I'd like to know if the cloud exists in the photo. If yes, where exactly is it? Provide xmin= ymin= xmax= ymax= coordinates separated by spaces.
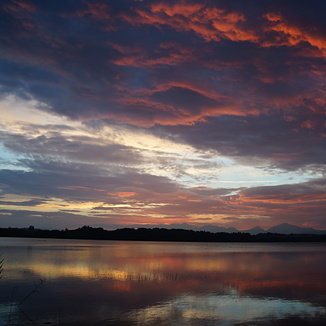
xmin=1 ymin=0 xmax=325 ymax=129
xmin=0 ymin=0 xmax=325 ymax=230
xmin=1 ymin=153 xmax=325 ymax=229
xmin=162 ymin=110 xmax=326 ymax=171
xmin=122 ymin=1 xmax=258 ymax=43
xmin=262 ymin=11 xmax=326 ymax=57
xmin=0 ymin=131 xmax=144 ymax=166
xmin=0 ymin=198 xmax=46 ymax=207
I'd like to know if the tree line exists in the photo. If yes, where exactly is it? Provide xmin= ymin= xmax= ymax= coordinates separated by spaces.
xmin=1 ymin=226 xmax=326 ymax=242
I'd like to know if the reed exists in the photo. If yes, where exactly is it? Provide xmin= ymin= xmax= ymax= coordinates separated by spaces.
xmin=0 ymin=254 xmax=3 ymax=279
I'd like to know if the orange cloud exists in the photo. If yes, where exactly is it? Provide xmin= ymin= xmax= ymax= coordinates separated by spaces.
xmin=301 ymin=120 xmax=314 ymax=129
xmin=263 ymin=12 xmax=326 ymax=56
xmin=86 ymin=2 xmax=111 ymax=20
xmin=149 ymin=81 xmax=228 ymax=103
xmin=122 ymin=4 xmax=325 ymax=57
xmin=105 ymin=98 xmax=202 ymax=127
xmin=122 ymin=2 xmax=257 ymax=43
xmin=150 ymin=2 xmax=203 ymax=17
xmin=76 ymin=2 xmax=111 ymax=20
xmin=110 ymin=42 xmax=193 ymax=67
xmin=110 ymin=81 xmax=259 ymax=127
xmin=109 ymin=192 xmax=137 ymax=198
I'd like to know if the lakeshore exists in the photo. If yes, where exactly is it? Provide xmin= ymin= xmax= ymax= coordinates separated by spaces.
xmin=1 ymin=226 xmax=326 ymax=242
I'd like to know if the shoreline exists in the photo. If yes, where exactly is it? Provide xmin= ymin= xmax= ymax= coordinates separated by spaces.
xmin=1 ymin=226 xmax=326 ymax=243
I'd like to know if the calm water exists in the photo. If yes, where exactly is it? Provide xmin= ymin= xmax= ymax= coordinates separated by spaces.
xmin=0 ymin=238 xmax=325 ymax=326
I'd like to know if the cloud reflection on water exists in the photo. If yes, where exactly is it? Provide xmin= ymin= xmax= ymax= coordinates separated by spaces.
xmin=0 ymin=239 xmax=325 ymax=325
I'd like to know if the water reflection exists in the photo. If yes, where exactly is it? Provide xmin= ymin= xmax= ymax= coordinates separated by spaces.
xmin=0 ymin=238 xmax=325 ymax=325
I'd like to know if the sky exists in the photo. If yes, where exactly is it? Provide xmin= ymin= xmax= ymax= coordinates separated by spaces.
xmin=0 ymin=0 xmax=325 ymax=230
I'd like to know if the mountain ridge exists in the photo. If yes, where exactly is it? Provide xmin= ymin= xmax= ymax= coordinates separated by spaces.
xmin=107 ymin=222 xmax=326 ymax=235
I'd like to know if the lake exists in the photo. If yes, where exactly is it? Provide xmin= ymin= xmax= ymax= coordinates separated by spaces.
xmin=0 ymin=238 xmax=325 ymax=325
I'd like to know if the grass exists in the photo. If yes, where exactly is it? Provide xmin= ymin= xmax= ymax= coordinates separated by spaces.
xmin=0 ymin=256 xmax=48 ymax=325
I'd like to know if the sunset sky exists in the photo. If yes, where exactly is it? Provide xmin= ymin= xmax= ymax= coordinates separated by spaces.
xmin=0 ymin=0 xmax=325 ymax=230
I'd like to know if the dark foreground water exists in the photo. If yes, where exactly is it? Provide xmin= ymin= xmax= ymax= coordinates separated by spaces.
xmin=0 ymin=238 xmax=325 ymax=326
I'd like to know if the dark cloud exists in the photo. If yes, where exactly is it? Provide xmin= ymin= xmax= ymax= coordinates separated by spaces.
xmin=0 ymin=199 xmax=45 ymax=206
xmin=241 ymin=178 xmax=326 ymax=201
xmin=0 ymin=131 xmax=144 ymax=166
xmin=1 ymin=0 xmax=324 ymax=128
xmin=0 ymin=156 xmax=179 ymax=200
xmin=1 ymin=159 xmax=325 ymax=229
xmin=0 ymin=0 xmax=325 ymax=229
xmin=0 ymin=209 xmax=111 ymax=229
xmin=159 ymin=110 xmax=326 ymax=171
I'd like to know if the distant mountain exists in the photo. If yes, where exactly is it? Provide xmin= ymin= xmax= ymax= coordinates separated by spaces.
xmin=100 ymin=222 xmax=325 ymax=235
xmin=139 ymin=223 xmax=195 ymax=230
xmin=225 ymin=227 xmax=238 ymax=233
xmin=166 ymin=223 xmax=196 ymax=230
xmin=197 ymin=225 xmax=238 ymax=233
xmin=267 ymin=223 xmax=326 ymax=235
xmin=244 ymin=226 xmax=265 ymax=235
xmin=179 ymin=223 xmax=325 ymax=235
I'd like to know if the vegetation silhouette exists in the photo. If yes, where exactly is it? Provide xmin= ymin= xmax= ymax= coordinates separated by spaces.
xmin=1 ymin=226 xmax=326 ymax=242
xmin=0 ymin=255 xmax=3 ymax=279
